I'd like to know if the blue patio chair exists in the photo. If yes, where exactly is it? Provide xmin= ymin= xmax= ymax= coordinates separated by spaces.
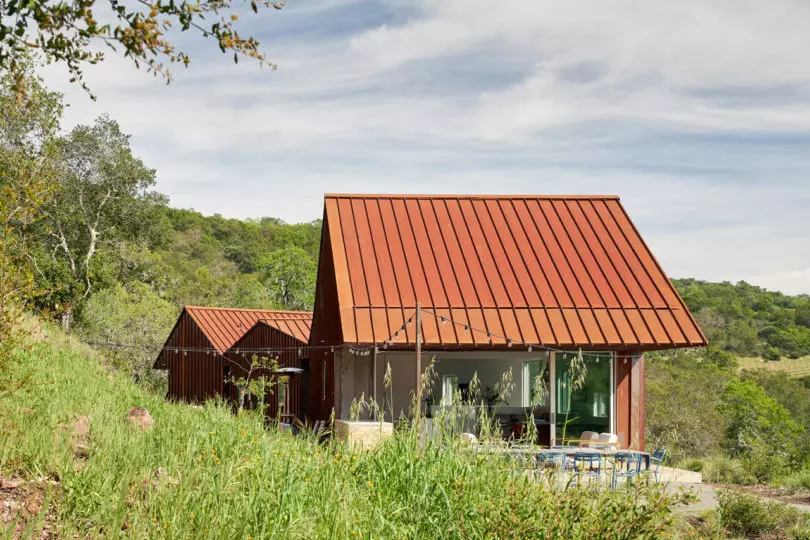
xmin=649 ymin=448 xmax=667 ymax=482
xmin=611 ymin=452 xmax=644 ymax=489
xmin=537 ymin=452 xmax=564 ymax=476
xmin=572 ymin=452 xmax=602 ymax=486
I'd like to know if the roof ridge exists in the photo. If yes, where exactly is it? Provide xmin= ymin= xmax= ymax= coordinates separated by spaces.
xmin=185 ymin=305 xmax=312 ymax=315
xmin=324 ymin=194 xmax=620 ymax=200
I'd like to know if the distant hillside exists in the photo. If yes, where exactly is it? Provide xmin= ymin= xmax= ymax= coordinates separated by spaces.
xmin=673 ymin=278 xmax=810 ymax=359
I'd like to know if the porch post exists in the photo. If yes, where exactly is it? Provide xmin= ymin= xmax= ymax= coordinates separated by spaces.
xmin=549 ymin=352 xmax=556 ymax=447
xmin=372 ymin=345 xmax=378 ymax=420
xmin=415 ymin=302 xmax=422 ymax=432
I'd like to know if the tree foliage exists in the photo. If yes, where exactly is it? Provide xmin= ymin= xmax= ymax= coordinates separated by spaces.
xmin=0 ymin=0 xmax=284 ymax=96
xmin=0 ymin=58 xmax=59 ymax=395
xmin=38 ymin=115 xmax=165 ymax=329
xmin=674 ymin=278 xmax=810 ymax=358
xmin=76 ymin=282 xmax=177 ymax=392
xmin=719 ymin=379 xmax=802 ymax=459
xmin=258 ymin=246 xmax=316 ymax=311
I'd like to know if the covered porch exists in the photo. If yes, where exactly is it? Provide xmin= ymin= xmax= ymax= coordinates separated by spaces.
xmin=333 ymin=347 xmax=645 ymax=450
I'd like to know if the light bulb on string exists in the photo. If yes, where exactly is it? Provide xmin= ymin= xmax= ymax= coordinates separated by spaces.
xmin=527 ymin=345 xmax=533 ymax=352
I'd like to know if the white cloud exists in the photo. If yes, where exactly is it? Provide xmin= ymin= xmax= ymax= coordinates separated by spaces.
xmin=39 ymin=0 xmax=810 ymax=294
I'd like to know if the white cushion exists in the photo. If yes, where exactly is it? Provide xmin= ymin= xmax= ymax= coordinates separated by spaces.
xmin=579 ymin=431 xmax=599 ymax=447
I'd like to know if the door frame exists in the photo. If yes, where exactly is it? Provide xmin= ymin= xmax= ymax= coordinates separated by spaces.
xmin=549 ymin=351 xmax=615 ymax=446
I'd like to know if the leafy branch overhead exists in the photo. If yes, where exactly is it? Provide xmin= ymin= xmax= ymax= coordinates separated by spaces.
xmin=0 ymin=0 xmax=285 ymax=95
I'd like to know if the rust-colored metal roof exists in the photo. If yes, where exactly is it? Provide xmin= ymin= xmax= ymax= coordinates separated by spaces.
xmin=323 ymin=194 xmax=706 ymax=350
xmin=259 ymin=316 xmax=313 ymax=344
xmin=185 ymin=306 xmax=312 ymax=353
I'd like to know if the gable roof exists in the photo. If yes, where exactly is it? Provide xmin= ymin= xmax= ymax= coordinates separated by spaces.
xmin=321 ymin=194 xmax=706 ymax=350
xmin=183 ymin=306 xmax=312 ymax=353
xmin=259 ymin=316 xmax=313 ymax=344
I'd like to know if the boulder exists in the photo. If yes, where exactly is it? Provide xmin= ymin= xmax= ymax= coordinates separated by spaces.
xmin=73 ymin=416 xmax=90 ymax=437
xmin=127 ymin=407 xmax=154 ymax=430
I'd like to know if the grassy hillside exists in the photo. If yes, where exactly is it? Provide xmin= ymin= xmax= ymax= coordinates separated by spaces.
xmin=0 ymin=325 xmax=690 ymax=538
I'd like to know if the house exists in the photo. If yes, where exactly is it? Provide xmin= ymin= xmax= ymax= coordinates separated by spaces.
xmin=154 ymin=306 xmax=312 ymax=404
xmin=307 ymin=194 xmax=706 ymax=449
xmin=222 ymin=316 xmax=313 ymax=422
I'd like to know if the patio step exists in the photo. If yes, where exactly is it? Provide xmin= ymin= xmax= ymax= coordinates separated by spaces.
xmin=658 ymin=466 xmax=702 ymax=484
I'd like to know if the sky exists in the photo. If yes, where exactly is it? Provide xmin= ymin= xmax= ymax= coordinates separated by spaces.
xmin=41 ymin=0 xmax=810 ymax=295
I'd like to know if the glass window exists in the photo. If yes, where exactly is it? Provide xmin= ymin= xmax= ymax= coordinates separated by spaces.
xmin=278 ymin=379 xmax=287 ymax=415
xmin=441 ymin=374 xmax=458 ymax=406
xmin=522 ymin=359 xmax=548 ymax=407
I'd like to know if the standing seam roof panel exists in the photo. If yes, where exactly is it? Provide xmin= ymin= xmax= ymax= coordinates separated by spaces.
xmin=322 ymin=195 xmax=706 ymax=349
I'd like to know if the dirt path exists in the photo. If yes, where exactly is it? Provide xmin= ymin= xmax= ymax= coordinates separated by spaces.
xmin=670 ymin=482 xmax=810 ymax=515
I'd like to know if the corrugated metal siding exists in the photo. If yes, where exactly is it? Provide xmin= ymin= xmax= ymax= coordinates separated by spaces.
xmin=323 ymin=194 xmax=706 ymax=350
xmin=162 ymin=312 xmax=222 ymax=403
xmin=224 ymin=321 xmax=308 ymax=422
xmin=157 ymin=307 xmax=312 ymax=405
xmin=309 ymin=214 xmax=341 ymax=420
xmin=615 ymin=351 xmax=645 ymax=450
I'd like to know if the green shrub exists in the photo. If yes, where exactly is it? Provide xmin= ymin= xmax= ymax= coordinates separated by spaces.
xmin=702 ymin=455 xmax=753 ymax=485
xmin=678 ymin=458 xmax=705 ymax=473
xmin=764 ymin=346 xmax=782 ymax=361
xmin=780 ymin=469 xmax=810 ymax=492
xmin=719 ymin=379 xmax=802 ymax=464
xmin=717 ymin=490 xmax=804 ymax=537
xmin=645 ymin=351 xmax=732 ymax=461
xmin=743 ymin=443 xmax=790 ymax=483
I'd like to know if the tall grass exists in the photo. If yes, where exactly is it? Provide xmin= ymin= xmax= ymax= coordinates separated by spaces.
xmin=1 ymin=329 xmax=693 ymax=538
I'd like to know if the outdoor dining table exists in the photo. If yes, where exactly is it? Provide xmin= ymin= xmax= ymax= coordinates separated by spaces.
xmin=501 ymin=446 xmax=652 ymax=471
xmin=541 ymin=447 xmax=651 ymax=470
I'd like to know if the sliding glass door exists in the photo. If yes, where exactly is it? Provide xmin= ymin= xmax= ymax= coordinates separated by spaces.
xmin=552 ymin=352 xmax=612 ymax=444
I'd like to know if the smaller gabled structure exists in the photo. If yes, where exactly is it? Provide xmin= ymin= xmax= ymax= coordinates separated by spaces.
xmin=154 ymin=306 xmax=311 ymax=403
xmin=222 ymin=317 xmax=313 ymax=422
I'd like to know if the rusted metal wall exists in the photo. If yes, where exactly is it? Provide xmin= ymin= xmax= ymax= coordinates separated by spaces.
xmin=309 ymin=215 xmax=341 ymax=421
xmin=223 ymin=323 xmax=306 ymax=422
xmin=615 ymin=351 xmax=645 ymax=450
xmin=162 ymin=310 xmax=223 ymax=403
